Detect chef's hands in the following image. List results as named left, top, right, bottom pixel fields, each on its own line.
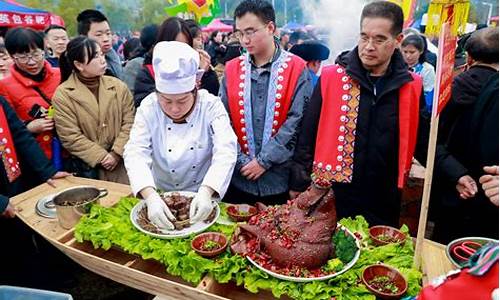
left=479, top=166, right=499, bottom=206
left=456, top=175, right=478, bottom=199
left=145, top=191, right=175, bottom=230
left=241, top=158, right=266, bottom=181
left=101, top=152, right=120, bottom=171
left=190, top=185, right=216, bottom=224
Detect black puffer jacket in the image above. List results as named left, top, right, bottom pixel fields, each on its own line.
left=432, top=66, right=499, bottom=243
left=289, top=47, right=429, bottom=226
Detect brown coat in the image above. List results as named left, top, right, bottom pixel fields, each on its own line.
left=53, top=74, right=135, bottom=183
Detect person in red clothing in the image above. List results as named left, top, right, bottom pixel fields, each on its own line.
left=417, top=243, right=498, bottom=300
left=0, top=27, right=61, bottom=160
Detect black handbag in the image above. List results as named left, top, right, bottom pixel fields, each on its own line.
left=64, top=156, right=98, bottom=179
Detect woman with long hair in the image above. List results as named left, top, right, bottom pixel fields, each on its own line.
left=53, top=36, right=135, bottom=183
left=401, top=34, right=436, bottom=113
left=133, top=17, right=213, bottom=107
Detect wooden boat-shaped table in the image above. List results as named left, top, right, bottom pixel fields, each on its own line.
left=11, top=177, right=455, bottom=300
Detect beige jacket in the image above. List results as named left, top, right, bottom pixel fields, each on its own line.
left=53, top=74, right=135, bottom=183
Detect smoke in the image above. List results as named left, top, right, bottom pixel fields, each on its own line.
left=300, top=0, right=371, bottom=61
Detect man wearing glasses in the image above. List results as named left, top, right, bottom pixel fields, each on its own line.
left=290, top=1, right=429, bottom=227
left=220, top=0, right=312, bottom=205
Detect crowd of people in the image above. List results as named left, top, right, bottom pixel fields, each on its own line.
left=0, top=0, right=498, bottom=292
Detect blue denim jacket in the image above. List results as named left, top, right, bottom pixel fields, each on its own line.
left=220, top=47, right=313, bottom=196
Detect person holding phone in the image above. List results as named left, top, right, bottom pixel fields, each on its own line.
left=0, top=27, right=60, bottom=161
left=186, top=19, right=220, bottom=95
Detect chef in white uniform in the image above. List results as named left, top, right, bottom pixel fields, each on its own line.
left=124, top=41, right=237, bottom=230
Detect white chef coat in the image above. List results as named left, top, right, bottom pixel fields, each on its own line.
left=124, top=89, right=237, bottom=197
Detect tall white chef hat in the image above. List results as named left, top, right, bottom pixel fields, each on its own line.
left=152, top=41, right=200, bottom=94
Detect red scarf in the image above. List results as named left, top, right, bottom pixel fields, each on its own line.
left=312, top=64, right=422, bottom=189
left=0, top=104, right=21, bottom=182
left=226, top=53, right=305, bottom=155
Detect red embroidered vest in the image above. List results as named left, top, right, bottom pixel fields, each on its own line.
left=313, top=64, right=422, bottom=189
left=226, top=54, right=306, bottom=155
left=0, top=104, right=21, bottom=182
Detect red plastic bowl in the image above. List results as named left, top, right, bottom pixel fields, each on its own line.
left=191, top=232, right=228, bottom=258
left=226, top=204, right=258, bottom=222
left=369, top=225, right=406, bottom=246
left=362, top=264, right=408, bottom=300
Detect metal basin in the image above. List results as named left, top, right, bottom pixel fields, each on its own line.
left=53, top=186, right=108, bottom=229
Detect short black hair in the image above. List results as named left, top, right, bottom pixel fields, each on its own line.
left=210, top=30, right=219, bottom=41
left=59, top=36, right=99, bottom=83
left=140, top=24, right=158, bottom=51
left=361, top=1, right=404, bottom=37
left=401, top=34, right=425, bottom=52
left=465, top=27, right=499, bottom=64
left=185, top=19, right=202, bottom=39
left=77, top=9, right=108, bottom=36
left=234, top=0, right=275, bottom=25
left=4, top=27, right=44, bottom=55
left=156, top=17, right=193, bottom=47
left=289, top=31, right=310, bottom=45
left=44, top=25, right=66, bottom=34
left=123, top=38, right=141, bottom=61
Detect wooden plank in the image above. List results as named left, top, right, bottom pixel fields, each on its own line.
left=11, top=177, right=231, bottom=299
left=47, top=239, right=229, bottom=300
left=10, top=176, right=456, bottom=299
left=421, top=239, right=455, bottom=284
left=11, top=176, right=131, bottom=240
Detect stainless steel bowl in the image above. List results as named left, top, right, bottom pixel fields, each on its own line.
left=53, top=186, right=108, bottom=229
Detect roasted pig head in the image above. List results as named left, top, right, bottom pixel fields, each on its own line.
left=231, top=189, right=337, bottom=269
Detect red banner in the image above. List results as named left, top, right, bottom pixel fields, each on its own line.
left=434, top=23, right=457, bottom=116
left=0, top=12, right=50, bottom=29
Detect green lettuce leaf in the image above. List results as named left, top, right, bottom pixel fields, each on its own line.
left=74, top=198, right=422, bottom=300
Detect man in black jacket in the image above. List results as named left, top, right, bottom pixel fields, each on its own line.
left=289, top=1, right=429, bottom=227
left=432, top=27, right=499, bottom=243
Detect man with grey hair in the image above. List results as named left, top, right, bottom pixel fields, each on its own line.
left=290, top=1, right=429, bottom=227
left=433, top=27, right=499, bottom=243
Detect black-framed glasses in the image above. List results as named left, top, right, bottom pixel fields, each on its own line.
left=234, top=26, right=268, bottom=40
left=13, top=50, right=45, bottom=64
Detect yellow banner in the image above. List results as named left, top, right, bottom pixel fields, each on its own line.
left=425, top=0, right=470, bottom=37
left=389, top=0, right=417, bottom=26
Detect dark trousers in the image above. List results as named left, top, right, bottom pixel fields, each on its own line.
left=0, top=217, right=79, bottom=289
left=432, top=195, right=499, bottom=244
left=223, top=184, right=289, bottom=206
